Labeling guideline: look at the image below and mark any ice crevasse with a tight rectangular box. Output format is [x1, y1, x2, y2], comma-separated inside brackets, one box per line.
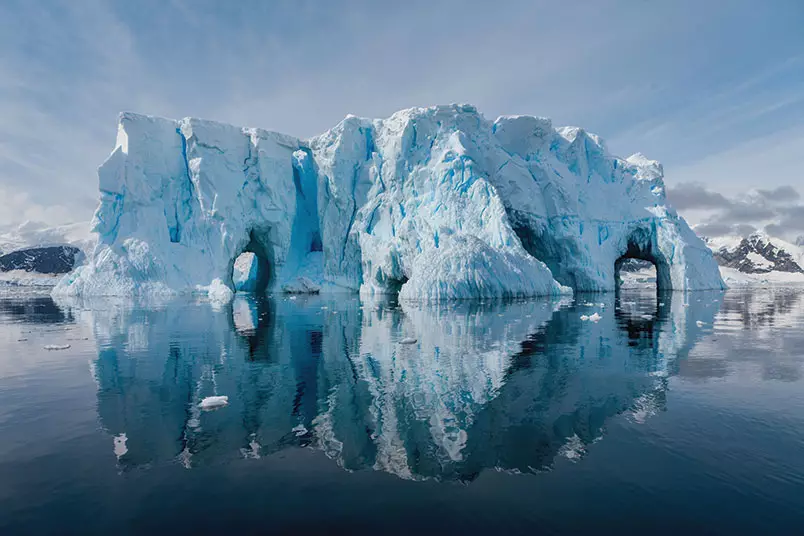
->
[53, 104, 725, 302]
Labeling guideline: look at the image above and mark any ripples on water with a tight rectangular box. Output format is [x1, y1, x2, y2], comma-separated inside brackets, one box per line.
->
[1, 288, 803, 534]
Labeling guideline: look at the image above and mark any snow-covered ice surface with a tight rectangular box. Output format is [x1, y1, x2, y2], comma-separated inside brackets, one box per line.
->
[719, 267, 804, 287]
[0, 271, 64, 288]
[53, 105, 723, 302]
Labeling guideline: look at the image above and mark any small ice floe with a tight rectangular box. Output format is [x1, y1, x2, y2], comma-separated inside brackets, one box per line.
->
[113, 433, 128, 460]
[292, 423, 308, 437]
[580, 312, 602, 322]
[321, 306, 328, 310]
[696, 320, 705, 327]
[580, 315, 589, 321]
[44, 344, 71, 351]
[199, 395, 229, 411]
[582, 302, 595, 307]
[399, 337, 418, 344]
[288, 296, 297, 300]
[640, 314, 653, 320]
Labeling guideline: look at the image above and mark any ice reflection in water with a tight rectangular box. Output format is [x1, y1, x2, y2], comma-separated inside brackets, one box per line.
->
[57, 289, 724, 481]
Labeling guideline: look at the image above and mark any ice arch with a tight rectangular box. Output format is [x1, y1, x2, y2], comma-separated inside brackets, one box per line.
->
[614, 228, 671, 293]
[231, 230, 275, 294]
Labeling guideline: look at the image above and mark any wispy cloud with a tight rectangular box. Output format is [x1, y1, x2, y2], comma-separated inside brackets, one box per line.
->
[667, 182, 804, 240]
[0, 0, 802, 227]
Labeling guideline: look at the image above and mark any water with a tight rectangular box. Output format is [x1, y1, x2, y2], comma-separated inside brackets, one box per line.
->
[1, 288, 804, 534]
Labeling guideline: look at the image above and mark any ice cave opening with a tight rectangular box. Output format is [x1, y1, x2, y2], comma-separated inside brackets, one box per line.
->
[614, 232, 671, 294]
[232, 230, 275, 295]
[616, 258, 658, 291]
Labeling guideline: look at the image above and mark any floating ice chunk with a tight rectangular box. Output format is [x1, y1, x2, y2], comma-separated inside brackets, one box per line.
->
[580, 315, 590, 321]
[399, 337, 418, 344]
[199, 395, 229, 410]
[292, 423, 309, 436]
[588, 312, 602, 322]
[44, 344, 71, 350]
[207, 278, 234, 304]
[113, 433, 128, 459]
[696, 320, 705, 327]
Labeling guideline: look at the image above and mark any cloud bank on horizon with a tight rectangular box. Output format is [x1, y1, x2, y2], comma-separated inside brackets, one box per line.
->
[0, 0, 803, 238]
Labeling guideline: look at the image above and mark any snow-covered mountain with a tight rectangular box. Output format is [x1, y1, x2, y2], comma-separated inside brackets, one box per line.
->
[0, 221, 94, 256]
[704, 232, 804, 286]
[53, 104, 723, 302]
[705, 233, 804, 274]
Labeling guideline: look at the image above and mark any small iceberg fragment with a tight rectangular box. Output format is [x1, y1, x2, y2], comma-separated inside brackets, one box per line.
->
[199, 395, 229, 411]
[696, 320, 705, 327]
[44, 344, 71, 350]
[399, 337, 418, 344]
[581, 312, 602, 323]
[114, 433, 128, 459]
[292, 423, 309, 436]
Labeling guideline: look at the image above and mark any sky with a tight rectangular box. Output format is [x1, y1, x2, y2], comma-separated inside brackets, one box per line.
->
[1, 0, 803, 239]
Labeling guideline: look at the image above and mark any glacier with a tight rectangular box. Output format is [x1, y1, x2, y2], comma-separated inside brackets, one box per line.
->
[53, 104, 724, 301]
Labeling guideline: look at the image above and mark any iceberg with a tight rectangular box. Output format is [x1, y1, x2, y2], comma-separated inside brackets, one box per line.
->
[54, 105, 724, 302]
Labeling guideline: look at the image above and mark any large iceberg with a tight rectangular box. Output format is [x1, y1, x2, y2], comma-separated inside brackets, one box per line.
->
[53, 104, 724, 301]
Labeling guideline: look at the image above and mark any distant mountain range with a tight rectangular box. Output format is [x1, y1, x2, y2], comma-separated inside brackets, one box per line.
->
[704, 233, 804, 275]
[0, 220, 93, 257]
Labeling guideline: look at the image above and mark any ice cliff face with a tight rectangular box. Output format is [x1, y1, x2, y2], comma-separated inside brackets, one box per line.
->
[54, 104, 724, 301]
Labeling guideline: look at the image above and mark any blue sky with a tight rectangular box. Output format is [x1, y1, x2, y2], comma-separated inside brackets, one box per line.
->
[1, 0, 803, 236]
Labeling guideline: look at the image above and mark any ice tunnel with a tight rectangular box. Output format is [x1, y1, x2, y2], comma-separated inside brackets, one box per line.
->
[231, 230, 275, 295]
[614, 228, 672, 293]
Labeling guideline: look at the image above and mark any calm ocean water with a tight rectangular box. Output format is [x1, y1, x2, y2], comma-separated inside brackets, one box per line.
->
[1, 287, 803, 535]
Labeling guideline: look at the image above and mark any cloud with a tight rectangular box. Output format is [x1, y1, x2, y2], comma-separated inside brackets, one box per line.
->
[694, 222, 757, 238]
[1, 0, 803, 227]
[756, 185, 801, 203]
[719, 202, 777, 224]
[666, 182, 732, 210]
[673, 181, 804, 239]
[774, 205, 804, 234]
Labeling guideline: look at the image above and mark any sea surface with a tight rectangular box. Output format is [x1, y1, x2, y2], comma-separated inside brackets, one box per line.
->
[1, 287, 803, 535]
